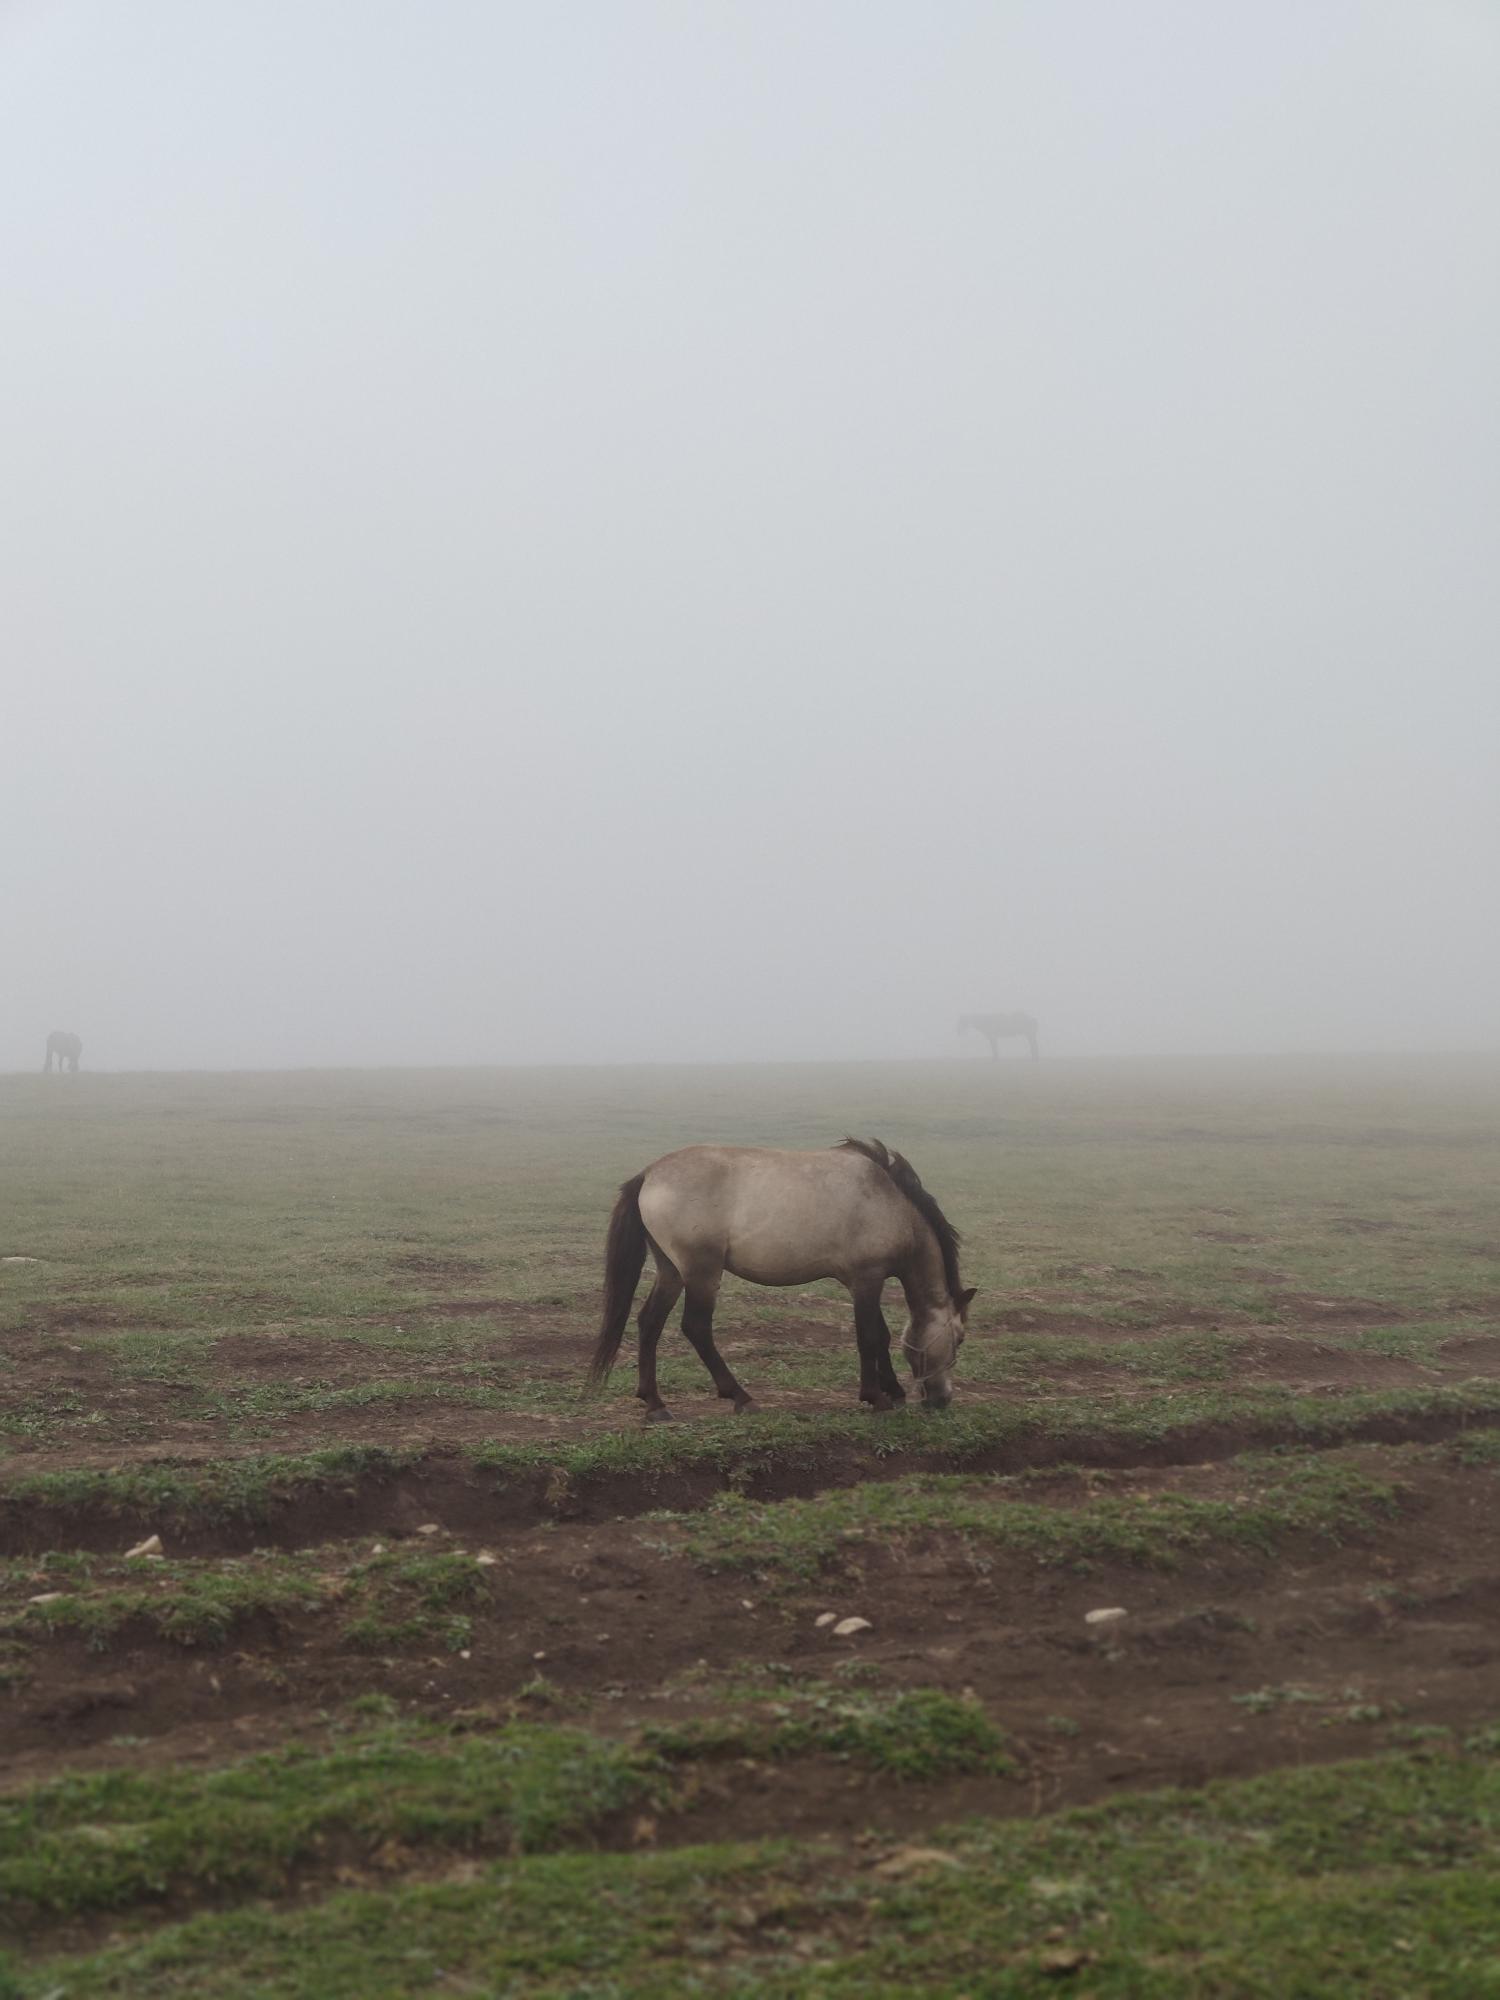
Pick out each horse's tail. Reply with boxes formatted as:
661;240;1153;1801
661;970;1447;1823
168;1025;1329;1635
589;1172;648;1386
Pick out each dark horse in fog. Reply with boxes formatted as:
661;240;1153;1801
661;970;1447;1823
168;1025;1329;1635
958;1012;1039;1061
43;1031;82;1073
590;1137;975;1422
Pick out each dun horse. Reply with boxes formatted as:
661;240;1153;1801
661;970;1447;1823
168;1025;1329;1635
590;1137;974;1421
43;1031;82;1073
958;1012;1039;1061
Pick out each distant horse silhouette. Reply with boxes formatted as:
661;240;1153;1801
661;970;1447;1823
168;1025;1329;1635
43;1031;82;1073
590;1137;975;1420
958;1012;1039;1061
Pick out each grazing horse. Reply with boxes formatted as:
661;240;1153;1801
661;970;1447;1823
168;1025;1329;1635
590;1137;975;1421
43;1031;82;1073
958;1012;1039;1061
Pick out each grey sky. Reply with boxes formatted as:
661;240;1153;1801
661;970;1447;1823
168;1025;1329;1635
3;2;1497;1067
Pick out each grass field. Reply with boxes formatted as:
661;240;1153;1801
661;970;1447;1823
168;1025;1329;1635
4;1055;1500;1995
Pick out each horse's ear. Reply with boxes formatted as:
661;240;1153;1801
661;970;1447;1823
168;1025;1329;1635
957;1287;978;1317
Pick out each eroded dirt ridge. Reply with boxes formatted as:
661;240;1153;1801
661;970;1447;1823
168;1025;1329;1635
7;1412;1500;1857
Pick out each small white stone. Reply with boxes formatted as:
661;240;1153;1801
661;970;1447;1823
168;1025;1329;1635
740;1599;754;1611
415;1523;442;1537
2;1256;41;1264
475;1552;499;1567
814;1612;838;1628
370;1543;386;1556
125;1535;163;1560
533;1649;547;1661
1085;1606;1128;1626
29;1591;66;1606
833;1616;872;1637
459;1649;472;1660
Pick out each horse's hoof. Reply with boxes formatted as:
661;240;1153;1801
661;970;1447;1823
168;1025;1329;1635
860;1394;895;1413
732;1395;755;1415
644;1406;674;1424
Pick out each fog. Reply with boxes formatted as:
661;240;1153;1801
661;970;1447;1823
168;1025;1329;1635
3;3;1496;1070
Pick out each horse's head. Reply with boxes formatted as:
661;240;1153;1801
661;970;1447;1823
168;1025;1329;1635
903;1286;977;1409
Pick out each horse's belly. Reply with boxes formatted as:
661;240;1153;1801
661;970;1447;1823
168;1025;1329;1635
722;1242;841;1288
723;1202;870;1288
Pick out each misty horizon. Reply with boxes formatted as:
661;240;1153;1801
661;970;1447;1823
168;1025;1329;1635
5;3;1497;1074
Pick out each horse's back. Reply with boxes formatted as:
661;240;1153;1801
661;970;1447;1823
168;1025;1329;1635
638;1145;906;1287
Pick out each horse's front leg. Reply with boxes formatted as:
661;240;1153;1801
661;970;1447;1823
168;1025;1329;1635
851;1280;902;1411
681;1280;753;1413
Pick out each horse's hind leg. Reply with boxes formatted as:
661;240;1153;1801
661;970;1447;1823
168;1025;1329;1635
681;1281;753;1414
635;1258;683;1423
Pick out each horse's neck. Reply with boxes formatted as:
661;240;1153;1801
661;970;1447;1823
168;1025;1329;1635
899;1226;949;1314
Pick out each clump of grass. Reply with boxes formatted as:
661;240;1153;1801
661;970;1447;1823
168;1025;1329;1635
346;1692;400;1722
4;1545;497;1659
13;1560;327;1650
648;1687;1008;1781
342;1550;489;1654
1231;1682;1404;1727
1233;1684;1329;1714
513;1673;572;1711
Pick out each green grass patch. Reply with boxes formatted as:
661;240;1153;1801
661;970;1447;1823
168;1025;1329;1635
0;1689;997;1936
0;1444;421;1528
670;1454;1405;1580
11;1561;325;1651
12;1735;1500;1995
0;1723;660;1931
1449;1428;1500;1467
648;1686;1008;1781
341;1548;490;1654
4;1546;496;1657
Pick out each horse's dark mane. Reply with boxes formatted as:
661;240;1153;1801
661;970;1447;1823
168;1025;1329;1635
838;1137;964;1301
